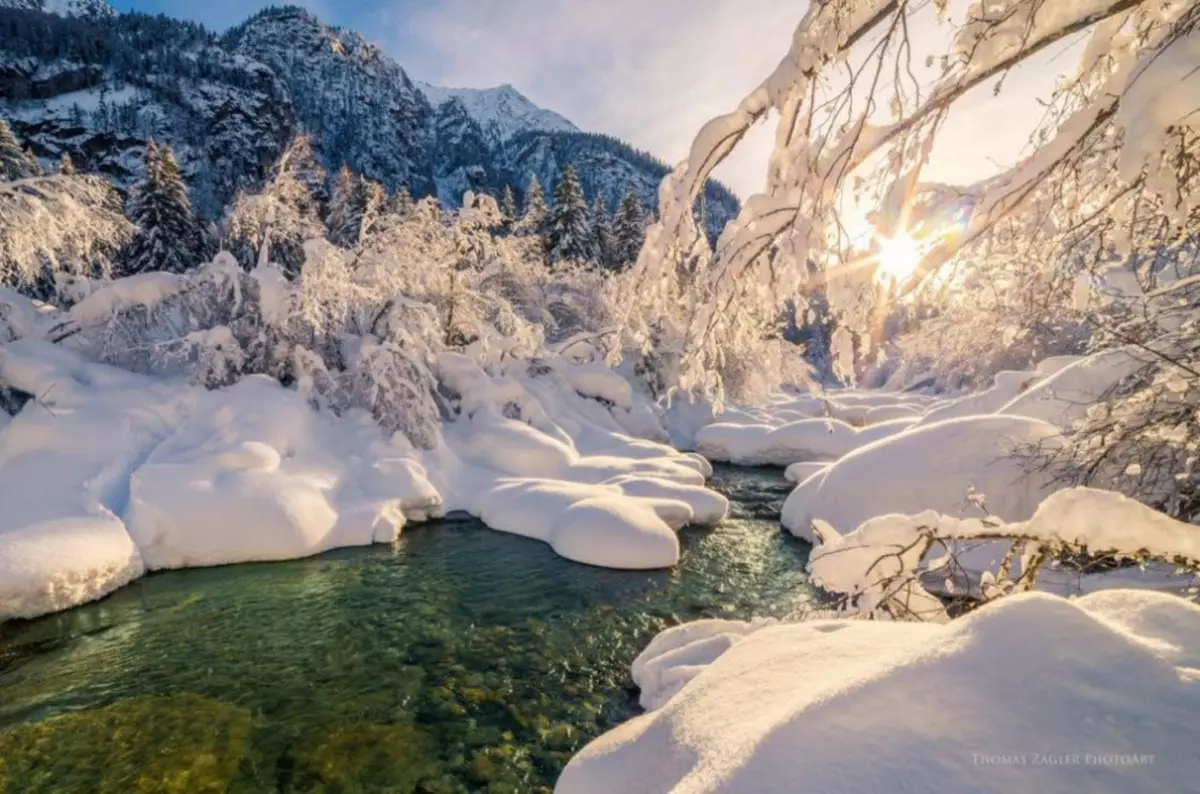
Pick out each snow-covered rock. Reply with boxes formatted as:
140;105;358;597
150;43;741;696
782;415;1065;540
999;347;1149;429
696;416;916;467
558;590;1200;793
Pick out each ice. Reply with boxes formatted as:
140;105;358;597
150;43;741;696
558;590;1200;793
782;415;1064;540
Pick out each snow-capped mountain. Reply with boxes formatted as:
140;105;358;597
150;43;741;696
0;2;738;234
416;81;578;142
0;0;114;18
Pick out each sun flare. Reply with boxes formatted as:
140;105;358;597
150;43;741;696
874;233;923;283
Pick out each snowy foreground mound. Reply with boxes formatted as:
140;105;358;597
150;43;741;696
0;341;726;620
558;590;1200;793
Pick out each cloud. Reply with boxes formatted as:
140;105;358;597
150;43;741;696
379;0;800;196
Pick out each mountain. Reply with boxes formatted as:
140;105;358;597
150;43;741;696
416;81;578;142
0;2;738;236
0;0;114;19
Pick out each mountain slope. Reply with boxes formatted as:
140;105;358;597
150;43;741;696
0;2;738;234
416;81;578;142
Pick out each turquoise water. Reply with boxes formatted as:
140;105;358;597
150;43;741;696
0;466;811;793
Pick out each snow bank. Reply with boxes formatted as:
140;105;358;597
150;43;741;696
558;590;1200;794
999;347;1148;429
784;461;827;484
2;340;726;620
782;415;1064;540
695;416;916;467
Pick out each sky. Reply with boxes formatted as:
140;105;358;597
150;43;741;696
107;0;1074;199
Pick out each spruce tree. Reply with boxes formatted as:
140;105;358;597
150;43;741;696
121;142;203;275
500;186;518;230
327;167;384;248
518;175;547;236
546;165;595;264
0;118;38;180
592;194;615;270
612;189;647;270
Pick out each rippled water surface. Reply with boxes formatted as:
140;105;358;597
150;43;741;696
0;466;811;793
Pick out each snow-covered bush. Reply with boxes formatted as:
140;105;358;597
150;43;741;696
807;488;1200;622
38;190;621;448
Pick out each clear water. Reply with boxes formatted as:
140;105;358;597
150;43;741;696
0;466;811;793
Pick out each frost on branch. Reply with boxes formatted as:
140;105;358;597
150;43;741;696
624;0;1200;396
0;175;132;295
809;487;1200;622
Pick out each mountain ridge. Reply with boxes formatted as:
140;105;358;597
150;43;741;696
0;2;739;236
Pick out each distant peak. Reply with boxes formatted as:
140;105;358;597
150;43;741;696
0;0;115;18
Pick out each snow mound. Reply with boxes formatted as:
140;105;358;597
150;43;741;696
999;347;1148;429
549;497;680;570
695;417;915;467
558;590;1200;794
784;461;827;484
782;415;1064;540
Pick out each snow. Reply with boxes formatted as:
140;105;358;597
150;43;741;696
999;347;1149;428
558;589;1200;794
784;461;826;484
782;414;1065;540
696;415;917;467
0;337;729;619
415;81;579;142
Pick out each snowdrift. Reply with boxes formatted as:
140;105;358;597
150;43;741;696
0;341;727;620
558;590;1200;794
781;415;1064;541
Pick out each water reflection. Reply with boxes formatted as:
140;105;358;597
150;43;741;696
0;466;810;792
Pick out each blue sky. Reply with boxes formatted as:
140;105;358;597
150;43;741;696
107;1;1064;198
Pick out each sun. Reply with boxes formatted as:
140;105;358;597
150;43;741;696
874;233;923;283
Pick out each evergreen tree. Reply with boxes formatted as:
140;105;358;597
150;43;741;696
612;189;647;270
121;141;203;275
592;194;615;270
59;152;76;175
0;118;39;181
384;185;413;217
546;165;594;263
22;148;42;176
500;185;518;228
327;167;384;248
518;175;547;236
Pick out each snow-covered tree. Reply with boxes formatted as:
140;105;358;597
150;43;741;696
327;166;384;249
0;174;132;293
59;153;76;176
226;135;327;275
611;189;646;270
0;118;38;181
619;0;1200;406
546;165;595;263
592;194;615;270
517;175;548;236
121;141;203;276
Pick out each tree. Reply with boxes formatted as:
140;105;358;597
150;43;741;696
591;194;615;270
121;141;203;276
621;0;1200;405
225;135;327;274
59;153;76;175
327;167;384;248
0;118;38;181
500;185;519;231
517;175;547;236
546;165;595;263
611;189;646;270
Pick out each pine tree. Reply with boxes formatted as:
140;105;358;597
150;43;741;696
0;118;38;181
327;167;384;248
121;142;203;275
592;194;615;270
518;175;547;236
499;185;518;230
59;152;76;175
546;165;595;264
612;189;647;270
